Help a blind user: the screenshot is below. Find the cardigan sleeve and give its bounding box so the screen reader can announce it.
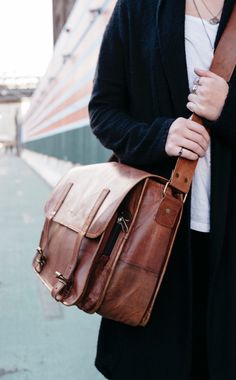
[204,71,236,147]
[88,0,175,167]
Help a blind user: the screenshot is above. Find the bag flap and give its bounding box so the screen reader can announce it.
[44,162,164,238]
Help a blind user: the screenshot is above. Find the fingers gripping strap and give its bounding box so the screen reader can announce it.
[170,4,236,195]
[51,188,110,301]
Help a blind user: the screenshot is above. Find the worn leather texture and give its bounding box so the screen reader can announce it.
[33,162,183,326]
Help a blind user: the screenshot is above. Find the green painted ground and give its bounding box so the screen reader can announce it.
[0,154,104,380]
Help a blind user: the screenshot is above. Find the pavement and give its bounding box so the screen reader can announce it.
[0,153,104,380]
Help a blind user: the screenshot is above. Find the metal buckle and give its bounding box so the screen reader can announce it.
[183,193,188,203]
[163,181,170,197]
[35,247,46,267]
[55,271,70,286]
[54,271,73,300]
[163,182,188,203]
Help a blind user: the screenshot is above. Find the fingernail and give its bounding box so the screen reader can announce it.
[187,104,193,112]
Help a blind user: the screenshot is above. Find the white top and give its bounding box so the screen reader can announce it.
[185,15,219,232]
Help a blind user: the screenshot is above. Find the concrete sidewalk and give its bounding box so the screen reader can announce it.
[0,154,103,380]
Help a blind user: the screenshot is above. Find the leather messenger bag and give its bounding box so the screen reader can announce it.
[33,7,236,327]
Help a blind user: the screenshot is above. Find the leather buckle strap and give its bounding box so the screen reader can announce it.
[170,4,236,197]
[51,188,111,302]
[33,218,52,273]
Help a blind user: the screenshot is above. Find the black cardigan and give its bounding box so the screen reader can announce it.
[89,0,236,172]
[89,1,236,379]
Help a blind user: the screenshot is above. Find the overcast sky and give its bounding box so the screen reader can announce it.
[0,0,53,78]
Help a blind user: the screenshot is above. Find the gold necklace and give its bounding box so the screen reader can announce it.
[199,0,223,24]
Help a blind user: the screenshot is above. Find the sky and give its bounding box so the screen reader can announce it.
[0,0,53,78]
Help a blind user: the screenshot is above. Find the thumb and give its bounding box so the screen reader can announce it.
[194,68,216,78]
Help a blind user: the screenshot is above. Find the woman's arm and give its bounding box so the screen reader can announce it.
[89,0,175,167]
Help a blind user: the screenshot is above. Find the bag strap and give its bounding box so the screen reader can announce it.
[168,4,236,197]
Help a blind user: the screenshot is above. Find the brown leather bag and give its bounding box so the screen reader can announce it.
[33,6,236,327]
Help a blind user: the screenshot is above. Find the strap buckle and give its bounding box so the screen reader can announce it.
[55,271,70,286]
[163,181,188,203]
[35,247,46,272]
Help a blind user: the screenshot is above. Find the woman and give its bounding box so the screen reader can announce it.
[89,0,236,379]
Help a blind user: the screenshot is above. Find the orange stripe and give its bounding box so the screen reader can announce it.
[24,48,97,131]
[28,82,92,133]
[29,106,89,138]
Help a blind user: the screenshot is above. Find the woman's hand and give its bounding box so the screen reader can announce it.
[165,117,210,160]
[187,68,229,121]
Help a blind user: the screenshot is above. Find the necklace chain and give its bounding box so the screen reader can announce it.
[200,0,223,20]
[192,0,215,50]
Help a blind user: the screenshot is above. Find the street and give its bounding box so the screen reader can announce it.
[0,154,104,380]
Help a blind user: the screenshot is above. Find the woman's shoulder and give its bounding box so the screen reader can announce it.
[116,0,160,14]
[113,0,160,28]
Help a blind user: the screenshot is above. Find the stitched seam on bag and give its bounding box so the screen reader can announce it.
[118,258,159,276]
[46,182,74,220]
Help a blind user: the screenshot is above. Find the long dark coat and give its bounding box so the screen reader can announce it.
[88,0,236,379]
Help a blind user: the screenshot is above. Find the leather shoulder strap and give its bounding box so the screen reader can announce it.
[169,4,236,196]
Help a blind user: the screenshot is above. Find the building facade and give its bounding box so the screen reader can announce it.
[22,0,116,165]
[53,0,77,44]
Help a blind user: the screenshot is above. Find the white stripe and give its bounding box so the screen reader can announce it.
[27,93,91,137]
[24,38,100,130]
[27,68,94,133]
[24,119,90,142]
[25,51,97,132]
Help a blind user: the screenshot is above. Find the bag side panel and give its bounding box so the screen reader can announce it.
[121,181,182,273]
[97,180,183,326]
[97,259,158,326]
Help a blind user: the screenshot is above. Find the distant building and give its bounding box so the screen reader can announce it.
[0,102,19,144]
[53,0,77,44]
[0,77,38,152]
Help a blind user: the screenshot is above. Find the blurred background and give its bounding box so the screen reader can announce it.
[0,1,116,379]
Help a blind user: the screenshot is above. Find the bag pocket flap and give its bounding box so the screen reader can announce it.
[45,162,156,238]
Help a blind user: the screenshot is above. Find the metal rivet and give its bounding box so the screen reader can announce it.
[165,208,171,214]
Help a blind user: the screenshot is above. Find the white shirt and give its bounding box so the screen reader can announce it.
[185,15,219,232]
